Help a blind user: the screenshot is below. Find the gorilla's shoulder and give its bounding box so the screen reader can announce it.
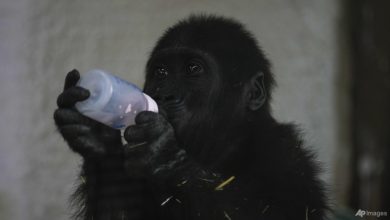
[248,121,328,210]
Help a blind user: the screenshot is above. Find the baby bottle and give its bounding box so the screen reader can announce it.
[75,69,158,129]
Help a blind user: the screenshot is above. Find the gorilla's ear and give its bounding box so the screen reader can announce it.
[247,72,266,111]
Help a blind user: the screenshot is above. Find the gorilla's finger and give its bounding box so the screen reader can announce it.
[135,111,161,124]
[54,108,93,126]
[124,120,169,143]
[123,123,159,143]
[59,124,91,140]
[64,69,80,90]
[124,124,147,142]
[123,142,150,160]
[69,136,106,157]
[57,86,90,108]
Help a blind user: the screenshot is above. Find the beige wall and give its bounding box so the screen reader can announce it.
[0,0,349,219]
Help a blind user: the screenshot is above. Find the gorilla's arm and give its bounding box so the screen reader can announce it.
[55,70,157,220]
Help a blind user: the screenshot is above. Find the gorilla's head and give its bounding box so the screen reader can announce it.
[143,15,275,154]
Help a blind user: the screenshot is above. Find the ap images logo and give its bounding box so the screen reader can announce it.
[355,209,365,218]
[355,209,388,218]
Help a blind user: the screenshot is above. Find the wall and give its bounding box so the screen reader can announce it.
[0,0,348,219]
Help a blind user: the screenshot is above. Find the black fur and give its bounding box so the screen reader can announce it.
[63,15,328,220]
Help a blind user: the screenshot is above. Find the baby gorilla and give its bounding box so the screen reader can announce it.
[54,15,328,220]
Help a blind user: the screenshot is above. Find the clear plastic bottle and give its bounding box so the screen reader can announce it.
[75,69,158,129]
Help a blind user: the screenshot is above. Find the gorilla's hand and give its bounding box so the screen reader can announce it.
[123,111,224,188]
[123,111,186,180]
[54,69,122,158]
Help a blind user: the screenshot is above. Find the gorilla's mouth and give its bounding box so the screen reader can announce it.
[157,96,186,119]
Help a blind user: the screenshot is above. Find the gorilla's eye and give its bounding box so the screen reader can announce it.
[154,67,168,79]
[187,62,203,75]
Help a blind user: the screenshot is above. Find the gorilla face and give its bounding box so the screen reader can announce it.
[143,47,255,161]
[144,48,224,136]
[144,48,253,161]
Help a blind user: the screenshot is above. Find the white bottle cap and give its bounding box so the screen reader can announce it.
[143,93,159,113]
